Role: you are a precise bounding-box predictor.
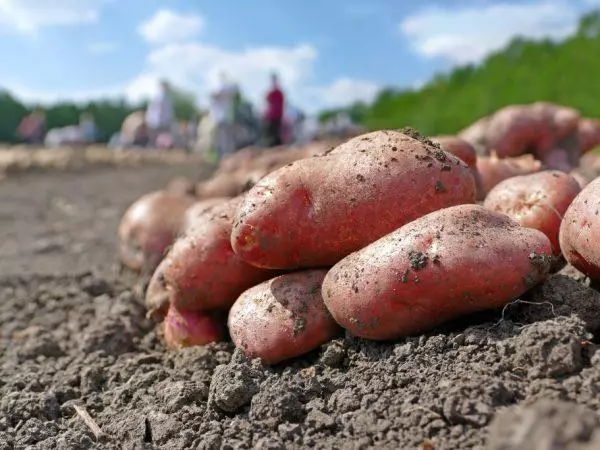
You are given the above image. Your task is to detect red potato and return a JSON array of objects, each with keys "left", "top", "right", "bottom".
[
  {"left": 485, "top": 105, "right": 553, "bottom": 158},
  {"left": 570, "top": 170, "right": 591, "bottom": 189},
  {"left": 118, "top": 191, "right": 195, "bottom": 273},
  {"left": 577, "top": 119, "right": 600, "bottom": 154},
  {"left": 165, "top": 176, "right": 197, "bottom": 197},
  {"left": 162, "top": 197, "right": 275, "bottom": 312},
  {"left": 484, "top": 171, "right": 581, "bottom": 255},
  {"left": 530, "top": 102, "right": 580, "bottom": 142},
  {"left": 476, "top": 152, "right": 543, "bottom": 199},
  {"left": 458, "top": 116, "right": 492, "bottom": 156},
  {"left": 537, "top": 147, "right": 572, "bottom": 173},
  {"left": 232, "top": 130, "right": 477, "bottom": 270},
  {"left": 322, "top": 204, "right": 553, "bottom": 340},
  {"left": 228, "top": 270, "right": 341, "bottom": 364},
  {"left": 163, "top": 306, "right": 225, "bottom": 349},
  {"left": 145, "top": 259, "right": 171, "bottom": 320},
  {"left": 430, "top": 135, "right": 477, "bottom": 167},
  {"left": 559, "top": 178, "right": 600, "bottom": 278},
  {"left": 182, "top": 197, "right": 231, "bottom": 233}
]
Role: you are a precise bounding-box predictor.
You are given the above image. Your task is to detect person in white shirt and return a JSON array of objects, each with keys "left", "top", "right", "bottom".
[
  {"left": 210, "top": 72, "right": 237, "bottom": 158},
  {"left": 145, "top": 79, "right": 174, "bottom": 148}
]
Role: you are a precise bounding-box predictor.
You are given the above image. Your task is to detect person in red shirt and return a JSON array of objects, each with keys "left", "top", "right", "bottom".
[{"left": 263, "top": 72, "right": 285, "bottom": 147}]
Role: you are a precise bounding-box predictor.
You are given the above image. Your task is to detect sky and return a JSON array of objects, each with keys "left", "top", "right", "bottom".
[{"left": 0, "top": 0, "right": 598, "bottom": 113}]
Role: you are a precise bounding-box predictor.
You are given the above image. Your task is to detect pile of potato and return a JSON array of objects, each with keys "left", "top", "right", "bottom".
[{"left": 117, "top": 108, "right": 600, "bottom": 365}]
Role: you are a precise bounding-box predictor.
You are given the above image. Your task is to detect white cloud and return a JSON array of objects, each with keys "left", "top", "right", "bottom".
[
  {"left": 1, "top": 79, "right": 122, "bottom": 105},
  {"left": 308, "top": 78, "right": 379, "bottom": 108},
  {"left": 138, "top": 9, "right": 204, "bottom": 45},
  {"left": 87, "top": 41, "right": 116, "bottom": 54},
  {"left": 0, "top": 0, "right": 111, "bottom": 34},
  {"left": 399, "top": 1, "right": 579, "bottom": 64}
]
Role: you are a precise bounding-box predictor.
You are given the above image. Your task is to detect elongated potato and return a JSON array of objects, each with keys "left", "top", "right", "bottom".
[
  {"left": 118, "top": 191, "right": 195, "bottom": 273},
  {"left": 559, "top": 178, "right": 600, "bottom": 278},
  {"left": 162, "top": 197, "right": 275, "bottom": 312},
  {"left": 163, "top": 306, "right": 225, "bottom": 349},
  {"left": 484, "top": 171, "right": 581, "bottom": 254},
  {"left": 228, "top": 270, "right": 341, "bottom": 364},
  {"left": 322, "top": 204, "right": 552, "bottom": 340},
  {"left": 232, "top": 130, "right": 476, "bottom": 270}
]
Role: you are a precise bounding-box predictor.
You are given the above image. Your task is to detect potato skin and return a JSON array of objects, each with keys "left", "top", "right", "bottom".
[
  {"left": 431, "top": 135, "right": 477, "bottom": 167},
  {"left": 182, "top": 198, "right": 231, "bottom": 233},
  {"left": 228, "top": 270, "right": 341, "bottom": 364},
  {"left": 118, "top": 191, "right": 195, "bottom": 273},
  {"left": 163, "top": 306, "right": 225, "bottom": 349},
  {"left": 484, "top": 171, "right": 581, "bottom": 255},
  {"left": 322, "top": 204, "right": 552, "bottom": 340},
  {"left": 162, "top": 197, "right": 275, "bottom": 312},
  {"left": 559, "top": 178, "right": 600, "bottom": 278},
  {"left": 145, "top": 259, "right": 171, "bottom": 321},
  {"left": 476, "top": 153, "right": 542, "bottom": 198},
  {"left": 232, "top": 130, "right": 476, "bottom": 270}
]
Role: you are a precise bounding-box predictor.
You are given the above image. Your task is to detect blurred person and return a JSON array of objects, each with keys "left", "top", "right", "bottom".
[
  {"left": 145, "top": 79, "right": 174, "bottom": 148},
  {"left": 209, "top": 72, "right": 237, "bottom": 158},
  {"left": 263, "top": 72, "right": 285, "bottom": 147},
  {"left": 120, "top": 110, "right": 149, "bottom": 148},
  {"left": 17, "top": 108, "right": 46, "bottom": 145},
  {"left": 79, "top": 112, "right": 98, "bottom": 143}
]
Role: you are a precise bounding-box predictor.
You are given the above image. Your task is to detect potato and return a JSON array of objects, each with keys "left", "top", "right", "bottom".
[
  {"left": 577, "top": 119, "right": 600, "bottom": 154},
  {"left": 570, "top": 169, "right": 591, "bottom": 189},
  {"left": 458, "top": 116, "right": 491, "bottom": 156},
  {"left": 118, "top": 191, "right": 195, "bottom": 273},
  {"left": 485, "top": 105, "right": 553, "bottom": 158},
  {"left": 165, "top": 176, "right": 197, "bottom": 197},
  {"left": 476, "top": 152, "right": 542, "bottom": 199},
  {"left": 163, "top": 197, "right": 275, "bottom": 312},
  {"left": 163, "top": 306, "right": 225, "bottom": 349},
  {"left": 530, "top": 102, "right": 580, "bottom": 142},
  {"left": 484, "top": 171, "right": 581, "bottom": 255},
  {"left": 322, "top": 204, "right": 553, "bottom": 340},
  {"left": 228, "top": 270, "right": 341, "bottom": 364},
  {"left": 145, "top": 259, "right": 171, "bottom": 320},
  {"left": 182, "top": 197, "right": 231, "bottom": 233},
  {"left": 431, "top": 135, "right": 477, "bottom": 167},
  {"left": 559, "top": 178, "right": 600, "bottom": 278},
  {"left": 537, "top": 147, "right": 572, "bottom": 173},
  {"left": 232, "top": 130, "right": 477, "bottom": 270}
]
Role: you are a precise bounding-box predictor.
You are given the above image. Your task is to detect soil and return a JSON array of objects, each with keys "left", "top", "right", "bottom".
[{"left": 2, "top": 164, "right": 600, "bottom": 449}]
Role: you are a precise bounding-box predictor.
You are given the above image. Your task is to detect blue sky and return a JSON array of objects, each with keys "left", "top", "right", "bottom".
[{"left": 0, "top": 0, "right": 598, "bottom": 113}]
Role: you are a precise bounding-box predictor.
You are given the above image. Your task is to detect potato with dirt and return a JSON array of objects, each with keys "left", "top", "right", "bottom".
[
  {"left": 231, "top": 130, "right": 477, "bottom": 270},
  {"left": 430, "top": 135, "right": 477, "bottom": 167},
  {"left": 145, "top": 259, "right": 171, "bottom": 320},
  {"left": 182, "top": 197, "right": 231, "bottom": 232},
  {"left": 484, "top": 171, "right": 581, "bottom": 255},
  {"left": 559, "top": 178, "right": 600, "bottom": 279},
  {"left": 322, "top": 204, "right": 553, "bottom": 340},
  {"left": 228, "top": 269, "right": 341, "bottom": 364},
  {"left": 118, "top": 190, "right": 195, "bottom": 273},
  {"left": 162, "top": 197, "right": 275, "bottom": 312},
  {"left": 163, "top": 305, "right": 225, "bottom": 349}
]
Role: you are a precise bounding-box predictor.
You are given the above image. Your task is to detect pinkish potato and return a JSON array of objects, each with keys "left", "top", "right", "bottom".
[
  {"left": 476, "top": 152, "right": 543, "bottom": 199},
  {"left": 431, "top": 135, "right": 477, "bottom": 167},
  {"left": 322, "top": 204, "right": 552, "bottom": 340},
  {"left": 166, "top": 176, "right": 197, "bottom": 196},
  {"left": 570, "top": 170, "right": 591, "bottom": 189},
  {"left": 232, "top": 130, "right": 476, "bottom": 270},
  {"left": 145, "top": 259, "right": 171, "bottom": 321},
  {"left": 538, "top": 147, "right": 572, "bottom": 173},
  {"left": 559, "top": 178, "right": 600, "bottom": 279},
  {"left": 163, "top": 306, "right": 225, "bottom": 349},
  {"left": 577, "top": 119, "right": 600, "bottom": 154},
  {"left": 484, "top": 171, "right": 581, "bottom": 255},
  {"left": 182, "top": 198, "right": 231, "bottom": 233},
  {"left": 118, "top": 191, "right": 195, "bottom": 273},
  {"left": 228, "top": 270, "right": 341, "bottom": 364},
  {"left": 162, "top": 197, "right": 275, "bottom": 312}
]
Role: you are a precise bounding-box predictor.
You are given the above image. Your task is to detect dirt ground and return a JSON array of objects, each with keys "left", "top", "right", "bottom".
[{"left": 2, "top": 164, "right": 600, "bottom": 450}]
